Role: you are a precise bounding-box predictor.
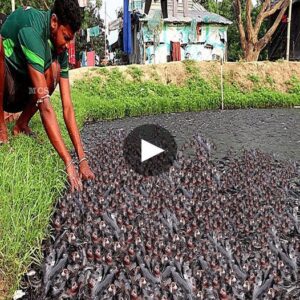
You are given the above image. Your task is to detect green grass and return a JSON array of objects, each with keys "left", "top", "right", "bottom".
[
  {"left": 127, "top": 66, "right": 144, "bottom": 82},
  {"left": 248, "top": 73, "right": 260, "bottom": 83},
  {"left": 0, "top": 133, "right": 66, "bottom": 297},
  {"left": 0, "top": 61, "right": 300, "bottom": 298},
  {"left": 286, "top": 75, "right": 300, "bottom": 94},
  {"left": 266, "top": 74, "right": 275, "bottom": 86}
]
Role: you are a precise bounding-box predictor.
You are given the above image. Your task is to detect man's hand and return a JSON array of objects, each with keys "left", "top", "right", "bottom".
[
  {"left": 66, "top": 163, "right": 83, "bottom": 192},
  {"left": 79, "top": 160, "right": 95, "bottom": 181},
  {"left": 59, "top": 77, "right": 96, "bottom": 182}
]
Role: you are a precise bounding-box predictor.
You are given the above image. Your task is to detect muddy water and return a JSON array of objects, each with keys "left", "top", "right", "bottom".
[{"left": 82, "top": 108, "right": 300, "bottom": 162}]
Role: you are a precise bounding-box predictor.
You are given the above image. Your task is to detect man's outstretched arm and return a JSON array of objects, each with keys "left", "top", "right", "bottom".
[
  {"left": 59, "top": 76, "right": 95, "bottom": 180},
  {"left": 28, "top": 65, "right": 83, "bottom": 191}
]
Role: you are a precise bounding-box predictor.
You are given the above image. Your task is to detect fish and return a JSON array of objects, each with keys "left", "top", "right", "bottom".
[{"left": 91, "top": 269, "right": 117, "bottom": 298}]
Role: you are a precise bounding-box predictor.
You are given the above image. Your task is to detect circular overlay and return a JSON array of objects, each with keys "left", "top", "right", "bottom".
[{"left": 123, "top": 124, "right": 177, "bottom": 176}]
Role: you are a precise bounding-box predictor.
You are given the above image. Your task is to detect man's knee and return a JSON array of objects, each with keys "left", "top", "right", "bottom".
[
  {"left": 45, "top": 60, "right": 60, "bottom": 95},
  {"left": 1, "top": 37, "right": 7, "bottom": 110},
  {"left": 0, "top": 36, "right": 5, "bottom": 81},
  {"left": 0, "top": 35, "right": 4, "bottom": 59}
]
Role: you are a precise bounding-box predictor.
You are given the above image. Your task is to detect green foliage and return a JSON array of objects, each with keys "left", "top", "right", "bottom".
[
  {"left": 183, "top": 60, "right": 212, "bottom": 94},
  {"left": 127, "top": 66, "right": 144, "bottom": 82},
  {"left": 248, "top": 74, "right": 260, "bottom": 84},
  {"left": 286, "top": 75, "right": 300, "bottom": 94},
  {"left": 266, "top": 74, "right": 275, "bottom": 86},
  {"left": 76, "top": 1, "right": 105, "bottom": 64},
  {"left": 150, "top": 65, "right": 161, "bottom": 82},
  {"left": 0, "top": 117, "right": 67, "bottom": 296},
  {"left": 71, "top": 64, "right": 299, "bottom": 121},
  {"left": 183, "top": 59, "right": 199, "bottom": 77}
]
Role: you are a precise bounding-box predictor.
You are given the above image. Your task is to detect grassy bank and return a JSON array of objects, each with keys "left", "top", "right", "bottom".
[{"left": 0, "top": 60, "right": 300, "bottom": 298}]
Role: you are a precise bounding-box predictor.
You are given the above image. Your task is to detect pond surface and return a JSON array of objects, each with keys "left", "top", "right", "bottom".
[{"left": 82, "top": 108, "right": 300, "bottom": 162}]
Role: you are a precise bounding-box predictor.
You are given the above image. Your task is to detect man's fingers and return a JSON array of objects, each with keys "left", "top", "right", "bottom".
[
  {"left": 79, "top": 165, "right": 95, "bottom": 181},
  {"left": 75, "top": 182, "right": 81, "bottom": 192},
  {"left": 74, "top": 176, "right": 83, "bottom": 192},
  {"left": 88, "top": 171, "right": 95, "bottom": 180},
  {"left": 68, "top": 176, "right": 80, "bottom": 193},
  {"left": 78, "top": 179, "right": 83, "bottom": 191},
  {"left": 69, "top": 169, "right": 92, "bottom": 192}
]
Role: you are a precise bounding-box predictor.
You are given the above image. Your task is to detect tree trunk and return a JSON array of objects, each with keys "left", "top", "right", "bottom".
[
  {"left": 243, "top": 42, "right": 261, "bottom": 61},
  {"left": 234, "top": 0, "right": 289, "bottom": 61},
  {"left": 244, "top": 45, "right": 260, "bottom": 61}
]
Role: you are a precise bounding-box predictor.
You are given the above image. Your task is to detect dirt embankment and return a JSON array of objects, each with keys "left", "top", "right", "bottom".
[{"left": 69, "top": 61, "right": 300, "bottom": 93}]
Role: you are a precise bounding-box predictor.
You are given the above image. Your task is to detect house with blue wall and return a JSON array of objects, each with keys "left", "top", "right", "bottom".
[{"left": 110, "top": 0, "right": 232, "bottom": 64}]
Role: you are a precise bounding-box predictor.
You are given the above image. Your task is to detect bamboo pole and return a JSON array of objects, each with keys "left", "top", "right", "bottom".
[
  {"left": 221, "top": 58, "right": 224, "bottom": 110},
  {"left": 104, "top": 0, "right": 107, "bottom": 61},
  {"left": 286, "top": 0, "right": 293, "bottom": 61}
]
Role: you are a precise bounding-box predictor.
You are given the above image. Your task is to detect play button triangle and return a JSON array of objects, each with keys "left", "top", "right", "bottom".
[{"left": 141, "top": 139, "right": 165, "bottom": 162}]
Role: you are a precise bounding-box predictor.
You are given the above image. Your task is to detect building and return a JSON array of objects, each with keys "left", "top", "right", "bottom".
[
  {"left": 110, "top": 0, "right": 232, "bottom": 64},
  {"left": 269, "top": 0, "right": 300, "bottom": 60}
]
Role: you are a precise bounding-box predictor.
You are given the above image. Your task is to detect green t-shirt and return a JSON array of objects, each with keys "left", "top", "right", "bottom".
[{"left": 0, "top": 7, "right": 69, "bottom": 78}]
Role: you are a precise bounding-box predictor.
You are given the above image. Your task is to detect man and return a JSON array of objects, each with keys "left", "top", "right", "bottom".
[{"left": 0, "top": 0, "right": 95, "bottom": 191}]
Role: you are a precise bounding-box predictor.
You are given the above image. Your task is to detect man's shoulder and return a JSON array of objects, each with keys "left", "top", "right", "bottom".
[
  {"left": 19, "top": 6, "right": 47, "bottom": 15},
  {"left": 2, "top": 7, "right": 49, "bottom": 32},
  {"left": 9, "top": 6, "right": 47, "bottom": 18},
  {"left": 22, "top": 7, "right": 50, "bottom": 26},
  {"left": 17, "top": 7, "right": 51, "bottom": 43}
]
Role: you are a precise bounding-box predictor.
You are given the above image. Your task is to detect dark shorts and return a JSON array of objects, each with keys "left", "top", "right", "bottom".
[{"left": 3, "top": 59, "right": 33, "bottom": 113}]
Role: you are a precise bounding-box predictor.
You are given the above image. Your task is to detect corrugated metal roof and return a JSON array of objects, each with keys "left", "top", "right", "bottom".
[{"left": 140, "top": 0, "right": 232, "bottom": 25}]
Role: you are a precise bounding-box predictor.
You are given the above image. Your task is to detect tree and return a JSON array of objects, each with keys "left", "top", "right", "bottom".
[
  {"left": 195, "top": 0, "right": 290, "bottom": 61},
  {"left": 234, "top": 0, "right": 289, "bottom": 61},
  {"left": 76, "top": 0, "right": 105, "bottom": 65}
]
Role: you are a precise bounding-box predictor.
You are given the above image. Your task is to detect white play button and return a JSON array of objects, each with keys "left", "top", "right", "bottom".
[
  {"left": 141, "top": 139, "right": 165, "bottom": 162},
  {"left": 123, "top": 124, "right": 177, "bottom": 176}
]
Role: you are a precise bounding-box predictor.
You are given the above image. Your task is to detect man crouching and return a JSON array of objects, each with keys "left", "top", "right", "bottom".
[{"left": 0, "top": 0, "right": 95, "bottom": 191}]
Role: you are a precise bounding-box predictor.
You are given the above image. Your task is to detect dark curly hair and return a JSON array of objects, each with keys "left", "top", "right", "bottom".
[{"left": 51, "top": 0, "right": 82, "bottom": 33}]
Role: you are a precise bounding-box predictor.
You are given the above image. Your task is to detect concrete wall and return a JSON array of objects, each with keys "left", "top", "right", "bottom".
[{"left": 141, "top": 22, "right": 228, "bottom": 64}]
